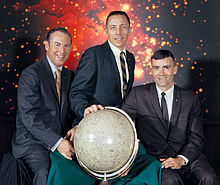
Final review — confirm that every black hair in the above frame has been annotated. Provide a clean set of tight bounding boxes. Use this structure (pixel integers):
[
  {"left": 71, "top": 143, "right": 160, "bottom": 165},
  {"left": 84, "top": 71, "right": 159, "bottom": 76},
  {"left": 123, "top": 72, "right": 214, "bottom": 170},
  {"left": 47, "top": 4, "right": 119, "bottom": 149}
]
[
  {"left": 47, "top": 27, "right": 72, "bottom": 43},
  {"left": 151, "top": 49, "right": 175, "bottom": 64},
  {"left": 106, "top": 11, "right": 130, "bottom": 27}
]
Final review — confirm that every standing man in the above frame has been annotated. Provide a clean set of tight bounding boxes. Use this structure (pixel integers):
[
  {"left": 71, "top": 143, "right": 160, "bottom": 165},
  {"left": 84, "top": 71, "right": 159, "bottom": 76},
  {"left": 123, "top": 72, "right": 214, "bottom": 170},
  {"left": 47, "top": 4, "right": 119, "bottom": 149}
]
[
  {"left": 121, "top": 49, "right": 219, "bottom": 185},
  {"left": 55, "top": 11, "right": 161, "bottom": 185},
  {"left": 69, "top": 11, "right": 135, "bottom": 117},
  {"left": 12, "top": 27, "right": 76, "bottom": 185}
]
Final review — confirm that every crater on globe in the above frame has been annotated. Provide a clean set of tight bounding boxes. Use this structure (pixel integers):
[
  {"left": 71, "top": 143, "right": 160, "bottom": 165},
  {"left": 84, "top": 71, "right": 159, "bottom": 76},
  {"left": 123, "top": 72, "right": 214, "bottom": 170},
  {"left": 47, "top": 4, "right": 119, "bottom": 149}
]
[{"left": 74, "top": 106, "right": 139, "bottom": 181}]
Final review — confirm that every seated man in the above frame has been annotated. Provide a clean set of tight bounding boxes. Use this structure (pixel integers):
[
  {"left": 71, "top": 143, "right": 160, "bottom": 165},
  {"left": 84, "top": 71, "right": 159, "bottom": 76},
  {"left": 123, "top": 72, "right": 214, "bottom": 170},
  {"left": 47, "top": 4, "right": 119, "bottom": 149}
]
[
  {"left": 11, "top": 27, "right": 76, "bottom": 185},
  {"left": 121, "top": 49, "right": 219, "bottom": 185}
]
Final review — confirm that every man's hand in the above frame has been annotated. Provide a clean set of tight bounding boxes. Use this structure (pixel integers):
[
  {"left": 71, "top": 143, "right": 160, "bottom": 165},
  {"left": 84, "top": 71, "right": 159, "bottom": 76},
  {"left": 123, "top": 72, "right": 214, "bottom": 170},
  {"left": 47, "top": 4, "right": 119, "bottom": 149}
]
[
  {"left": 120, "top": 168, "right": 130, "bottom": 177},
  {"left": 64, "top": 126, "right": 77, "bottom": 142},
  {"left": 84, "top": 104, "right": 104, "bottom": 117},
  {"left": 57, "top": 126, "right": 77, "bottom": 160},
  {"left": 160, "top": 156, "right": 185, "bottom": 169},
  {"left": 57, "top": 138, "right": 75, "bottom": 160}
]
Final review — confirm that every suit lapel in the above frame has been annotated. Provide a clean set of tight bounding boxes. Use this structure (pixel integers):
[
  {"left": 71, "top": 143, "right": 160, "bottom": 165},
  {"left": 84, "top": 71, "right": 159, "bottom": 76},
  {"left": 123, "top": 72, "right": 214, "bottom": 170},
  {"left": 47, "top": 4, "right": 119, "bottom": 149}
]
[
  {"left": 103, "top": 42, "right": 121, "bottom": 93},
  {"left": 41, "top": 57, "right": 60, "bottom": 105},
  {"left": 126, "top": 52, "right": 134, "bottom": 93},
  {"left": 170, "top": 85, "right": 182, "bottom": 127},
  {"left": 149, "top": 83, "right": 169, "bottom": 132},
  {"left": 60, "top": 68, "right": 69, "bottom": 114}
]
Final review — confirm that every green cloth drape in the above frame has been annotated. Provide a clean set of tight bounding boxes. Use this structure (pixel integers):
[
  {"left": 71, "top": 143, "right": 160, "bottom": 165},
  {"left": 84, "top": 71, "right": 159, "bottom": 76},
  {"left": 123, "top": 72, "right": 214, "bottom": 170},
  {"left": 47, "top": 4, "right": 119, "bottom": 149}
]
[{"left": 47, "top": 143, "right": 161, "bottom": 185}]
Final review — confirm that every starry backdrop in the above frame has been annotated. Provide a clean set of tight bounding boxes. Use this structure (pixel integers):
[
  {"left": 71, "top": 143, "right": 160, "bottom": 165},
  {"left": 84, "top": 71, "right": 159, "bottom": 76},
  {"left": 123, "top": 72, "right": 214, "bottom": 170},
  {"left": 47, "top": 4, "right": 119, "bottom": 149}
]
[{"left": 1, "top": 0, "right": 220, "bottom": 121}]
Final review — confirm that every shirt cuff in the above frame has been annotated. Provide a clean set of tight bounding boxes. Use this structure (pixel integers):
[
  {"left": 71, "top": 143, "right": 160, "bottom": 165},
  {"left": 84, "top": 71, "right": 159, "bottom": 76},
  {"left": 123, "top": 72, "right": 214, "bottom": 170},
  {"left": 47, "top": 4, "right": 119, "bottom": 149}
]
[
  {"left": 178, "top": 155, "right": 189, "bottom": 165},
  {"left": 51, "top": 138, "right": 63, "bottom": 152}
]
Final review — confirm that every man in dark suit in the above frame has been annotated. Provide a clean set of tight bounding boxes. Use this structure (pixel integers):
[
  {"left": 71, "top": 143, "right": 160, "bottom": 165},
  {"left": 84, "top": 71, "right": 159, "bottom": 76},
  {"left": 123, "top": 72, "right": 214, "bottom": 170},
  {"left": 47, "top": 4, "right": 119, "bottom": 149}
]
[
  {"left": 69, "top": 11, "right": 135, "bottom": 118},
  {"left": 121, "top": 49, "right": 219, "bottom": 185},
  {"left": 12, "top": 27, "right": 76, "bottom": 185},
  {"left": 65, "top": 11, "right": 161, "bottom": 185}
]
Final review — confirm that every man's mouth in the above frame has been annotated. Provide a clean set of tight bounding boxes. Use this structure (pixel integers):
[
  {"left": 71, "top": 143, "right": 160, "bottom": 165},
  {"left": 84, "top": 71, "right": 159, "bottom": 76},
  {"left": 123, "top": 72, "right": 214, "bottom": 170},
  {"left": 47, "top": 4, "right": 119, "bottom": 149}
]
[
  {"left": 158, "top": 76, "right": 166, "bottom": 80},
  {"left": 57, "top": 54, "right": 65, "bottom": 59},
  {"left": 115, "top": 37, "right": 123, "bottom": 41}
]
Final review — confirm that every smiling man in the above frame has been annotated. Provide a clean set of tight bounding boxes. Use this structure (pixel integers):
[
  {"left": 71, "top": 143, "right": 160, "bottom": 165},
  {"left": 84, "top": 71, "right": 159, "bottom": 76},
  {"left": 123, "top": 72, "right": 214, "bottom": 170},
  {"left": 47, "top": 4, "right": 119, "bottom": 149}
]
[
  {"left": 12, "top": 27, "right": 76, "bottom": 185},
  {"left": 69, "top": 11, "right": 135, "bottom": 118},
  {"left": 121, "top": 49, "right": 219, "bottom": 185},
  {"left": 63, "top": 11, "right": 161, "bottom": 185}
]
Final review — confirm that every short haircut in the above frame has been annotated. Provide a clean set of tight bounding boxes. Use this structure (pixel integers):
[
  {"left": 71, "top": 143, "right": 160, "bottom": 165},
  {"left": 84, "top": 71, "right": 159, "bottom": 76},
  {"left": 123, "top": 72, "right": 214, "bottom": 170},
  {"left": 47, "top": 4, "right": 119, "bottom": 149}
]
[
  {"left": 151, "top": 49, "right": 176, "bottom": 65},
  {"left": 47, "top": 27, "right": 72, "bottom": 44},
  {"left": 106, "top": 11, "right": 130, "bottom": 27}
]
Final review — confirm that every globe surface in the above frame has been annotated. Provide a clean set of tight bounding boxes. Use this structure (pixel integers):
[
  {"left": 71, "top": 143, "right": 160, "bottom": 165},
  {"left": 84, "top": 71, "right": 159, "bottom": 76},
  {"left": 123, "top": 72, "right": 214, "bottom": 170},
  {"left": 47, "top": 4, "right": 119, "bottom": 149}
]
[{"left": 74, "top": 108, "right": 136, "bottom": 174}]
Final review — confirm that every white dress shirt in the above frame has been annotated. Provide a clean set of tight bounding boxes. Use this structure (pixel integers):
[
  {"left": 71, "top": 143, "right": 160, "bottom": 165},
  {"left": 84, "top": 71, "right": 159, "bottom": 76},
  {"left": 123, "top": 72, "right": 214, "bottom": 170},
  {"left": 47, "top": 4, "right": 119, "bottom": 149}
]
[
  {"left": 156, "top": 85, "right": 174, "bottom": 121},
  {"left": 108, "top": 41, "right": 129, "bottom": 98},
  {"left": 156, "top": 84, "right": 189, "bottom": 165},
  {"left": 46, "top": 56, "right": 63, "bottom": 152}
]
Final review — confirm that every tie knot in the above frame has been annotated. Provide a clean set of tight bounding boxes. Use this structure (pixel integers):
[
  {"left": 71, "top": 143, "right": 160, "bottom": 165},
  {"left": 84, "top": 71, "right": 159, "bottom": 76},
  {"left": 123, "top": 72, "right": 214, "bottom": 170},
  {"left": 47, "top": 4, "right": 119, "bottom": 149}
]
[
  {"left": 120, "top": 52, "right": 125, "bottom": 58},
  {"left": 161, "top": 92, "right": 166, "bottom": 97},
  {"left": 56, "top": 69, "right": 61, "bottom": 79}
]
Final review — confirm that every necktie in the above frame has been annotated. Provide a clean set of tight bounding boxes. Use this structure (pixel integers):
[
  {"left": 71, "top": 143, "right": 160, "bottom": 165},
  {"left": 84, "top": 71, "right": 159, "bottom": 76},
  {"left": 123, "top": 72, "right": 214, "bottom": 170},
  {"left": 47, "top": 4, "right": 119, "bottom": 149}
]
[
  {"left": 55, "top": 69, "right": 61, "bottom": 103},
  {"left": 161, "top": 92, "right": 169, "bottom": 126},
  {"left": 120, "top": 52, "right": 128, "bottom": 97}
]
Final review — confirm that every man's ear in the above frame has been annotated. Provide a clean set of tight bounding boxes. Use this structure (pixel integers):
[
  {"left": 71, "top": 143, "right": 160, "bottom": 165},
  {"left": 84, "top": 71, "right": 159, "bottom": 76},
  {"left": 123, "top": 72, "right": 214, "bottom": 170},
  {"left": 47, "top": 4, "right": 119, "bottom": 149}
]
[
  {"left": 174, "top": 65, "right": 178, "bottom": 75},
  {"left": 45, "top": 41, "right": 49, "bottom": 52},
  {"left": 104, "top": 27, "right": 108, "bottom": 37},
  {"left": 128, "top": 26, "right": 131, "bottom": 36}
]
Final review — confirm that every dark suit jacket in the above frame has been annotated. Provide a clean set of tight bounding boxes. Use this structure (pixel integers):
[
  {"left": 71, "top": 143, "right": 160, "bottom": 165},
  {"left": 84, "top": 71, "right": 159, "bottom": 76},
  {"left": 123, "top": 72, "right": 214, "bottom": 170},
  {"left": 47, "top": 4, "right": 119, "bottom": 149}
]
[
  {"left": 121, "top": 82, "right": 205, "bottom": 163},
  {"left": 69, "top": 41, "right": 135, "bottom": 118},
  {"left": 12, "top": 56, "right": 74, "bottom": 158}
]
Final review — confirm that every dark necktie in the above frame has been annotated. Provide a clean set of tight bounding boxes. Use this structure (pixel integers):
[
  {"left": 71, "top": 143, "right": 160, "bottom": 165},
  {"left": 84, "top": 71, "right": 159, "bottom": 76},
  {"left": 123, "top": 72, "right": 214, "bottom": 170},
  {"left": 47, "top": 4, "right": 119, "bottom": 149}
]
[
  {"left": 120, "top": 52, "right": 128, "bottom": 97},
  {"left": 161, "top": 92, "right": 169, "bottom": 126},
  {"left": 55, "top": 69, "right": 61, "bottom": 103}
]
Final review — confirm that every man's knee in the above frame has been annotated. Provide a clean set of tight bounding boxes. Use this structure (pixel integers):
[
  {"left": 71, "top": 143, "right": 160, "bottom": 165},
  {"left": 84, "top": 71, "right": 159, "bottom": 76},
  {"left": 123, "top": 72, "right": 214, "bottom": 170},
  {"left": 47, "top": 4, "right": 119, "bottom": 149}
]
[
  {"left": 33, "top": 167, "right": 48, "bottom": 185},
  {"left": 189, "top": 153, "right": 219, "bottom": 184},
  {"left": 162, "top": 169, "right": 184, "bottom": 185},
  {"left": 23, "top": 155, "right": 50, "bottom": 185},
  {"left": 162, "top": 175, "right": 183, "bottom": 185},
  {"left": 199, "top": 170, "right": 219, "bottom": 184}
]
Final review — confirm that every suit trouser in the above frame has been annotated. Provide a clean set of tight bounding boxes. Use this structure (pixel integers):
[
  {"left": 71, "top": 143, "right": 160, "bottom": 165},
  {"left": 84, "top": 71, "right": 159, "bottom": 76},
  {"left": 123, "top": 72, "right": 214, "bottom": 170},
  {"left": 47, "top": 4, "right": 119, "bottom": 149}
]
[
  {"left": 22, "top": 145, "right": 50, "bottom": 185},
  {"left": 47, "top": 143, "right": 162, "bottom": 185},
  {"left": 161, "top": 153, "right": 219, "bottom": 185}
]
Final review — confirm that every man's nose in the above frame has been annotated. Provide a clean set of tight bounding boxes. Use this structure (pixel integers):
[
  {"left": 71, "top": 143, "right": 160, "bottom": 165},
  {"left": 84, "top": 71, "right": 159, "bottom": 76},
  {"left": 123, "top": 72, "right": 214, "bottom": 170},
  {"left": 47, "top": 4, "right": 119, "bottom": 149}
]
[
  {"left": 158, "top": 69, "right": 164, "bottom": 75},
  {"left": 59, "top": 46, "right": 65, "bottom": 53},
  {"left": 116, "top": 27, "right": 121, "bottom": 34}
]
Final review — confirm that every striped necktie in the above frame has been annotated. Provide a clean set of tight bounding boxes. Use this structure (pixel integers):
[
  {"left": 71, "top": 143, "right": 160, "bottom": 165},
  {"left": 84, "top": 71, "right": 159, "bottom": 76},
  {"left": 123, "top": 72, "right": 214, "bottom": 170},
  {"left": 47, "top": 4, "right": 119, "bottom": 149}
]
[
  {"left": 55, "top": 69, "right": 61, "bottom": 103},
  {"left": 120, "top": 52, "right": 128, "bottom": 97}
]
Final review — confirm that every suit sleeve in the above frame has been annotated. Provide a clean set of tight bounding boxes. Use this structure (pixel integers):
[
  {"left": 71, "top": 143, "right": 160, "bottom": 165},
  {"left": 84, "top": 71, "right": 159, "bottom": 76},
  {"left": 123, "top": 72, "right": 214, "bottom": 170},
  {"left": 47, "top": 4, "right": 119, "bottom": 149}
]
[
  {"left": 121, "top": 87, "right": 138, "bottom": 121},
  {"left": 17, "top": 68, "right": 61, "bottom": 150},
  {"left": 69, "top": 48, "right": 98, "bottom": 118},
  {"left": 179, "top": 94, "right": 205, "bottom": 162}
]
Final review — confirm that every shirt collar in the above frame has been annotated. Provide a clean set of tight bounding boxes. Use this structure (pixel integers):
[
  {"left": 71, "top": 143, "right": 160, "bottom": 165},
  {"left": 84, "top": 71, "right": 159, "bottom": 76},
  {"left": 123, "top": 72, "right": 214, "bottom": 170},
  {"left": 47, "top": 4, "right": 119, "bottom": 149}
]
[
  {"left": 108, "top": 40, "right": 126, "bottom": 57},
  {"left": 156, "top": 84, "right": 174, "bottom": 98},
  {"left": 46, "top": 55, "right": 63, "bottom": 75}
]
